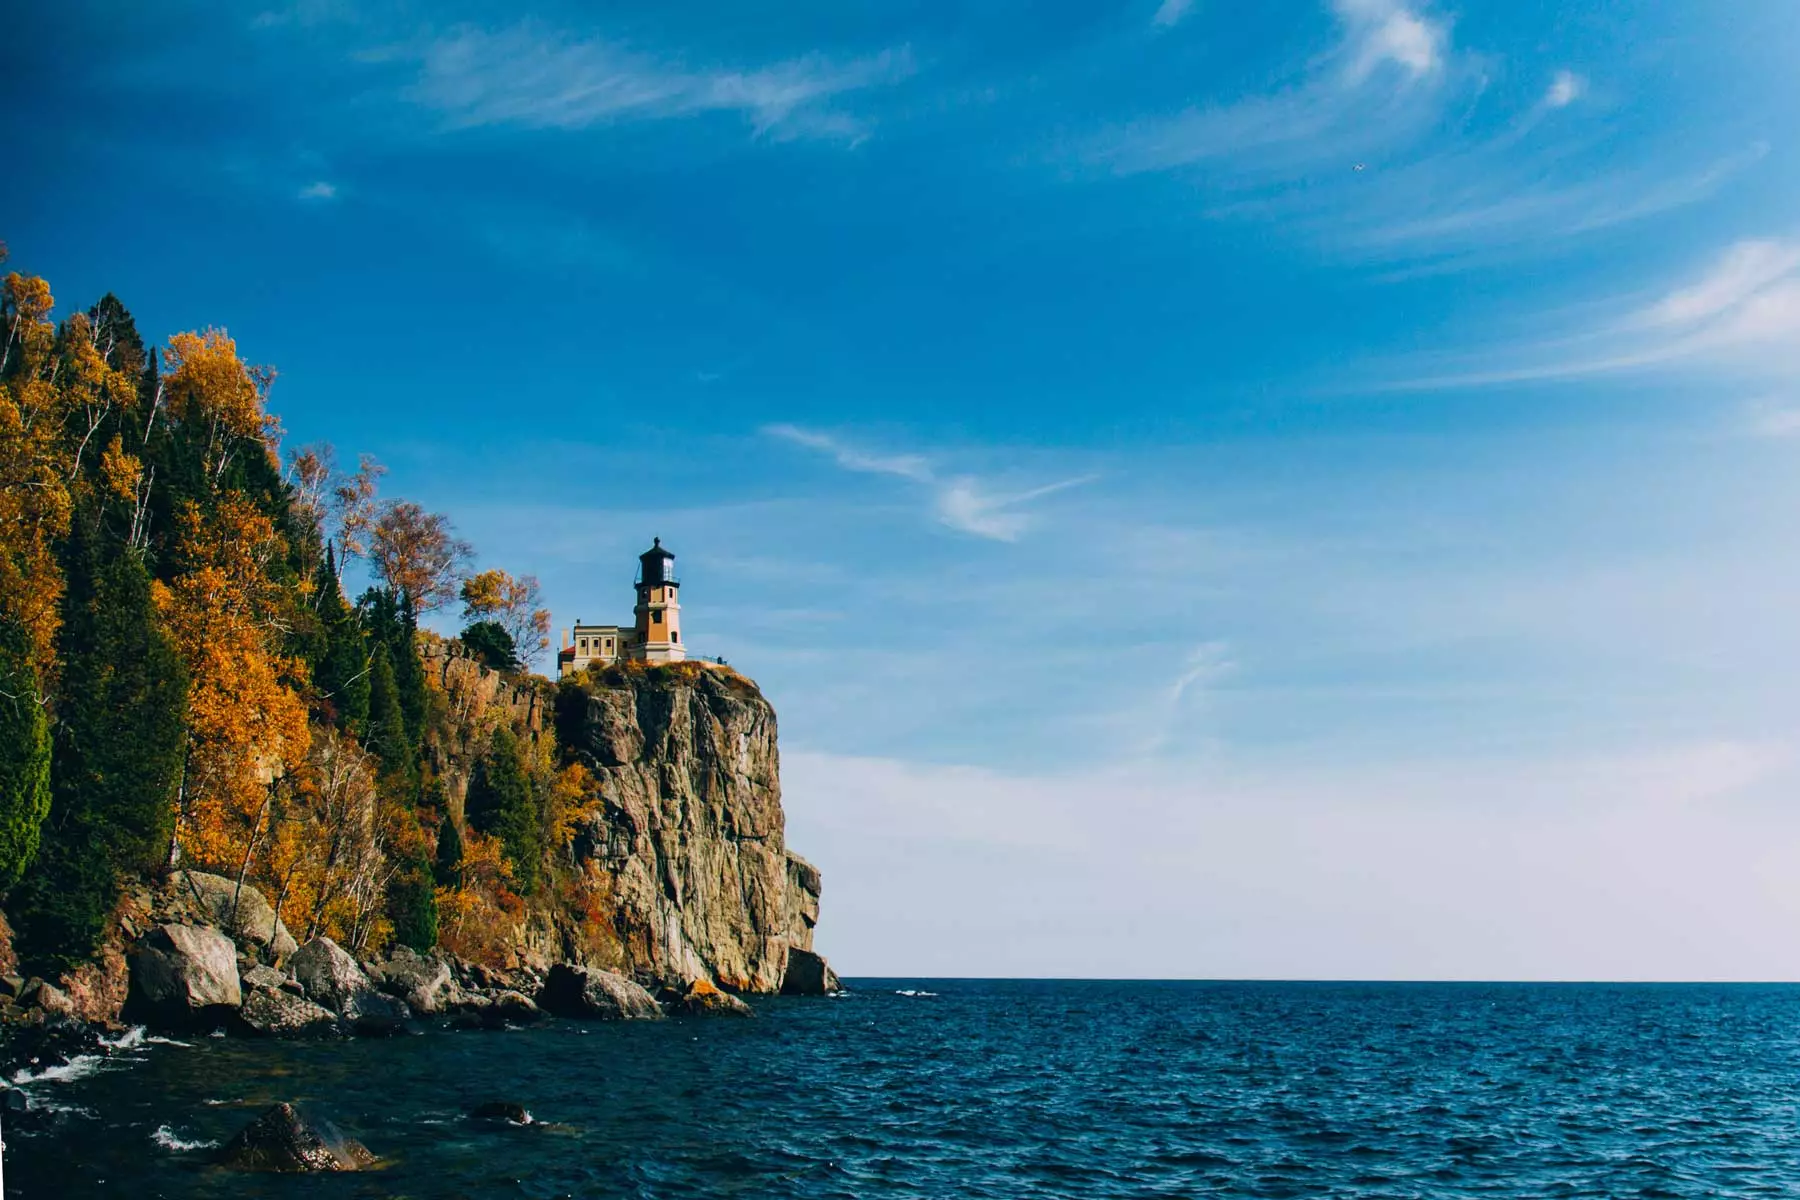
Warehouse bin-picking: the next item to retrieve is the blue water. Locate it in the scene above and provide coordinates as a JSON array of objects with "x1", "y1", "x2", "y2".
[{"x1": 12, "y1": 980, "x2": 1800, "y2": 1197}]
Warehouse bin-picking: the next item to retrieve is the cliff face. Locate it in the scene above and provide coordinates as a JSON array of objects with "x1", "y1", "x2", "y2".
[
  {"x1": 549, "y1": 668, "x2": 820, "y2": 992},
  {"x1": 420, "y1": 647, "x2": 827, "y2": 993}
]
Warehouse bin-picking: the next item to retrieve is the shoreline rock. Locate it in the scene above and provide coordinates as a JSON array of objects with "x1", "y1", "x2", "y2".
[
  {"x1": 218, "y1": 1102, "x2": 377, "y2": 1172},
  {"x1": 538, "y1": 964, "x2": 663, "y2": 1020}
]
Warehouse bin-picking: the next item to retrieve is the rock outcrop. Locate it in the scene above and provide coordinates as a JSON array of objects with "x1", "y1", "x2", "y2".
[
  {"x1": 538, "y1": 963, "x2": 663, "y2": 1020},
  {"x1": 780, "y1": 948, "x2": 842, "y2": 996},
  {"x1": 543, "y1": 666, "x2": 834, "y2": 992},
  {"x1": 126, "y1": 924, "x2": 241, "y2": 1028},
  {"x1": 667, "y1": 977, "x2": 754, "y2": 1018}
]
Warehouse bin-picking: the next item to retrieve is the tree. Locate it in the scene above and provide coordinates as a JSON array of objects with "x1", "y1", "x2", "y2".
[
  {"x1": 0, "y1": 620, "x2": 50, "y2": 893},
  {"x1": 360, "y1": 586, "x2": 428, "y2": 751},
  {"x1": 370, "y1": 501, "x2": 470, "y2": 615},
  {"x1": 464, "y1": 725, "x2": 540, "y2": 893},
  {"x1": 386, "y1": 853, "x2": 439, "y2": 952},
  {"x1": 285, "y1": 444, "x2": 385, "y2": 581},
  {"x1": 9, "y1": 513, "x2": 188, "y2": 968},
  {"x1": 364, "y1": 644, "x2": 413, "y2": 792},
  {"x1": 154, "y1": 493, "x2": 310, "y2": 874},
  {"x1": 310, "y1": 552, "x2": 369, "y2": 735},
  {"x1": 460, "y1": 569, "x2": 550, "y2": 664},
  {"x1": 433, "y1": 812, "x2": 463, "y2": 890},
  {"x1": 459, "y1": 620, "x2": 519, "y2": 672}
]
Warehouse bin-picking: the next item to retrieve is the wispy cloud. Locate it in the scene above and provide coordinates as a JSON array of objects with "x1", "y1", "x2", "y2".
[
  {"x1": 1378, "y1": 236, "x2": 1800, "y2": 389},
  {"x1": 297, "y1": 180, "x2": 338, "y2": 201},
  {"x1": 1094, "y1": 0, "x2": 1451, "y2": 177},
  {"x1": 765, "y1": 424, "x2": 1095, "y2": 542},
  {"x1": 1151, "y1": 0, "x2": 1196, "y2": 29},
  {"x1": 1748, "y1": 400, "x2": 1800, "y2": 439},
  {"x1": 394, "y1": 24, "x2": 913, "y2": 144},
  {"x1": 1084, "y1": 2, "x2": 1742, "y2": 264}
]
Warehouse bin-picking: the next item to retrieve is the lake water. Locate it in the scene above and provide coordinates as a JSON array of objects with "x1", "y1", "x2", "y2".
[{"x1": 11, "y1": 980, "x2": 1800, "y2": 1197}]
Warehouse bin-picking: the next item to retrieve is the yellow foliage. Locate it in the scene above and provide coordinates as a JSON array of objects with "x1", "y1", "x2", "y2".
[{"x1": 156, "y1": 494, "x2": 309, "y2": 873}]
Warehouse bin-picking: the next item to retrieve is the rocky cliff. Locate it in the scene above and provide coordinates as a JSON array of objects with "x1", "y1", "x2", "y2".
[
  {"x1": 421, "y1": 647, "x2": 829, "y2": 994},
  {"x1": 544, "y1": 665, "x2": 822, "y2": 993}
]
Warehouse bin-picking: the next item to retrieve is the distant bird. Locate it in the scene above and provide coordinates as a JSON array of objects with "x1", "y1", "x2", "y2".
[{"x1": 1353, "y1": 162, "x2": 1366, "y2": 172}]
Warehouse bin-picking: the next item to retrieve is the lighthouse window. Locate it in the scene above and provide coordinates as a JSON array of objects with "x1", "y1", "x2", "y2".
[{"x1": 672, "y1": 631, "x2": 679, "y2": 643}]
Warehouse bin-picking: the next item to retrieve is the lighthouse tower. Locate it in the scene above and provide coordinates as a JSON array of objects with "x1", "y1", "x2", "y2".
[{"x1": 633, "y1": 538, "x2": 685, "y2": 662}]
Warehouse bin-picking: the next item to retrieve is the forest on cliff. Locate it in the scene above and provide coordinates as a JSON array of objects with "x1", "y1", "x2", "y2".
[{"x1": 0, "y1": 247, "x2": 611, "y2": 977}]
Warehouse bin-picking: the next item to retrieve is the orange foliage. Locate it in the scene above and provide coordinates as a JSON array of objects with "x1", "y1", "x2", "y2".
[
  {"x1": 160, "y1": 330, "x2": 280, "y2": 482},
  {"x1": 435, "y1": 827, "x2": 524, "y2": 965},
  {"x1": 155, "y1": 492, "x2": 309, "y2": 874},
  {"x1": 460, "y1": 568, "x2": 552, "y2": 658}
]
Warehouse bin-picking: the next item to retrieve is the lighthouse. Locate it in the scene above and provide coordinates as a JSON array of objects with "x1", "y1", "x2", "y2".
[{"x1": 632, "y1": 537, "x2": 685, "y2": 663}]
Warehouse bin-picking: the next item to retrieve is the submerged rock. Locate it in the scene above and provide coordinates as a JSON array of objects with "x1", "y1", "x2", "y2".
[
  {"x1": 217, "y1": 1102, "x2": 376, "y2": 1172},
  {"x1": 668, "y1": 977, "x2": 754, "y2": 1018},
  {"x1": 780, "y1": 948, "x2": 843, "y2": 996},
  {"x1": 126, "y1": 924, "x2": 241, "y2": 1028},
  {"x1": 486, "y1": 990, "x2": 542, "y2": 1026},
  {"x1": 468, "y1": 1101, "x2": 533, "y2": 1125},
  {"x1": 538, "y1": 964, "x2": 662, "y2": 1020}
]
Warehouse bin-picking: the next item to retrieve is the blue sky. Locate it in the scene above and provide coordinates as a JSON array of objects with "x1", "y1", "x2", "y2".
[{"x1": 9, "y1": 0, "x2": 1800, "y2": 979}]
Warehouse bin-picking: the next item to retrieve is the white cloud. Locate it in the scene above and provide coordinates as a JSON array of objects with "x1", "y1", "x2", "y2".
[
  {"x1": 398, "y1": 24, "x2": 913, "y2": 143},
  {"x1": 765, "y1": 424, "x2": 1094, "y2": 542},
  {"x1": 1151, "y1": 0, "x2": 1195, "y2": 29},
  {"x1": 1334, "y1": 0, "x2": 1446, "y2": 82},
  {"x1": 1544, "y1": 68, "x2": 1585, "y2": 108},
  {"x1": 297, "y1": 180, "x2": 338, "y2": 201}
]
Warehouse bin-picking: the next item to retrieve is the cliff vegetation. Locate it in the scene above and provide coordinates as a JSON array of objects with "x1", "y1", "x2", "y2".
[{"x1": 0, "y1": 248, "x2": 829, "y2": 1011}]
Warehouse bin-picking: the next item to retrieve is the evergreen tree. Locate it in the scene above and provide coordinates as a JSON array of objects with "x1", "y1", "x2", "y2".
[
  {"x1": 464, "y1": 725, "x2": 540, "y2": 893},
  {"x1": 0, "y1": 620, "x2": 51, "y2": 894},
  {"x1": 364, "y1": 644, "x2": 414, "y2": 791},
  {"x1": 10, "y1": 515, "x2": 188, "y2": 968},
  {"x1": 359, "y1": 585, "x2": 428, "y2": 755},
  {"x1": 433, "y1": 812, "x2": 464, "y2": 889},
  {"x1": 386, "y1": 852, "x2": 439, "y2": 952},
  {"x1": 311, "y1": 551, "x2": 369, "y2": 735},
  {"x1": 459, "y1": 620, "x2": 518, "y2": 671}
]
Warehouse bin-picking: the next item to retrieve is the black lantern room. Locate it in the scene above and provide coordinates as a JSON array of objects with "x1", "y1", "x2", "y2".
[{"x1": 637, "y1": 537, "x2": 677, "y2": 587}]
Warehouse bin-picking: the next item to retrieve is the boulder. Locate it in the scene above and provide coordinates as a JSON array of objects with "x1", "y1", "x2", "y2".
[
  {"x1": 668, "y1": 977, "x2": 754, "y2": 1018},
  {"x1": 538, "y1": 964, "x2": 663, "y2": 1020},
  {"x1": 485, "y1": 990, "x2": 542, "y2": 1027},
  {"x1": 287, "y1": 937, "x2": 371, "y2": 1012},
  {"x1": 168, "y1": 871, "x2": 298, "y2": 961},
  {"x1": 127, "y1": 924, "x2": 241, "y2": 1028},
  {"x1": 368, "y1": 948, "x2": 455, "y2": 1015},
  {"x1": 233, "y1": 987, "x2": 342, "y2": 1039},
  {"x1": 780, "y1": 948, "x2": 843, "y2": 996},
  {"x1": 218, "y1": 1102, "x2": 376, "y2": 1172},
  {"x1": 288, "y1": 937, "x2": 410, "y2": 1034},
  {"x1": 342, "y1": 990, "x2": 411, "y2": 1036}
]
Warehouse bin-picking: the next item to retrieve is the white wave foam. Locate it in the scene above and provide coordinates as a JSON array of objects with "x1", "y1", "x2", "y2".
[
  {"x1": 146, "y1": 1035, "x2": 192, "y2": 1048},
  {"x1": 151, "y1": 1125, "x2": 218, "y2": 1152},
  {"x1": 894, "y1": 989, "x2": 938, "y2": 997},
  {"x1": 11, "y1": 1054, "x2": 107, "y2": 1086},
  {"x1": 100, "y1": 1026, "x2": 148, "y2": 1051}
]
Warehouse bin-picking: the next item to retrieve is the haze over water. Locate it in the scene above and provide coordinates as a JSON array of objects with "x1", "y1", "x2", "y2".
[{"x1": 14, "y1": 980, "x2": 1800, "y2": 1198}]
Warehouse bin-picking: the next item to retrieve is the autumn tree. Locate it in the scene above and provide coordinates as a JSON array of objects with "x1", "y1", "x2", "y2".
[
  {"x1": 460, "y1": 569, "x2": 550, "y2": 663},
  {"x1": 370, "y1": 501, "x2": 470, "y2": 615},
  {"x1": 285, "y1": 443, "x2": 384, "y2": 583}
]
